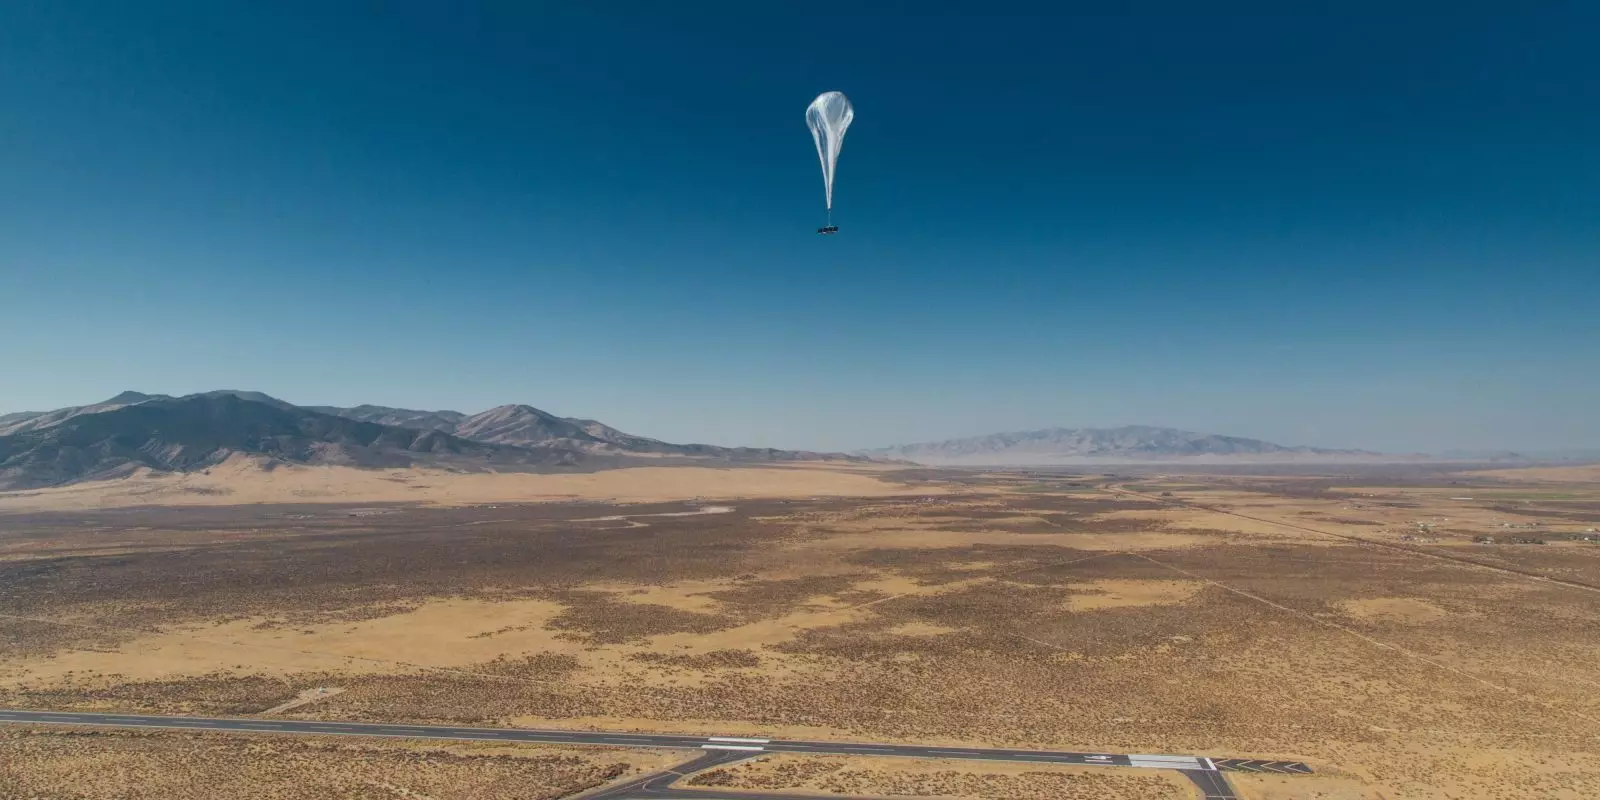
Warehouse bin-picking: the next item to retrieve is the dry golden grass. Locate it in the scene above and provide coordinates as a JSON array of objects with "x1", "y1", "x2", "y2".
[
  {"x1": 0, "y1": 726, "x2": 680, "y2": 800},
  {"x1": 0, "y1": 597, "x2": 574, "y2": 685},
  {"x1": 1228, "y1": 771, "x2": 1377, "y2": 799},
  {"x1": 686, "y1": 753, "x2": 1192, "y2": 799},
  {"x1": 2, "y1": 468, "x2": 1598, "y2": 799},
  {"x1": 1064, "y1": 579, "x2": 1202, "y2": 611},
  {"x1": 1335, "y1": 597, "x2": 1450, "y2": 624},
  {"x1": 0, "y1": 454, "x2": 925, "y2": 511},
  {"x1": 1463, "y1": 464, "x2": 1600, "y2": 483},
  {"x1": 811, "y1": 524, "x2": 1217, "y2": 552}
]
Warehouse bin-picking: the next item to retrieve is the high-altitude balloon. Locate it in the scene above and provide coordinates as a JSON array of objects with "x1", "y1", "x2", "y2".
[{"x1": 806, "y1": 91, "x2": 853, "y2": 233}]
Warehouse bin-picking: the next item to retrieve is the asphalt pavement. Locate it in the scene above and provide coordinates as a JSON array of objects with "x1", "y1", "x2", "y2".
[
  {"x1": 1182, "y1": 768, "x2": 1241, "y2": 800},
  {"x1": 0, "y1": 708, "x2": 1293, "y2": 799}
]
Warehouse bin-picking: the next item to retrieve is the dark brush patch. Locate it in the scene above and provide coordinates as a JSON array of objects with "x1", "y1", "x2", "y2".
[
  {"x1": 0, "y1": 502, "x2": 823, "y2": 655},
  {"x1": 627, "y1": 649, "x2": 762, "y2": 669},
  {"x1": 706, "y1": 574, "x2": 867, "y2": 613},
  {"x1": 1, "y1": 673, "x2": 303, "y2": 716},
  {"x1": 545, "y1": 591, "x2": 735, "y2": 644}
]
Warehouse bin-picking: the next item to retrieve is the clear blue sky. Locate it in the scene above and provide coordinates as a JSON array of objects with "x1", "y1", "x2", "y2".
[{"x1": 2, "y1": 2, "x2": 1596, "y2": 453}]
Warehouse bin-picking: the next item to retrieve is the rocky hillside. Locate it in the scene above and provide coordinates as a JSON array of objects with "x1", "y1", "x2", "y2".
[
  {"x1": 318, "y1": 403, "x2": 847, "y2": 462},
  {"x1": 0, "y1": 394, "x2": 585, "y2": 490},
  {"x1": 304, "y1": 404, "x2": 467, "y2": 432},
  {"x1": 0, "y1": 391, "x2": 863, "y2": 490}
]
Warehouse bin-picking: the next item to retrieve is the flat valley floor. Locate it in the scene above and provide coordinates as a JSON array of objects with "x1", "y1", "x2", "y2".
[{"x1": 3, "y1": 465, "x2": 1599, "y2": 799}]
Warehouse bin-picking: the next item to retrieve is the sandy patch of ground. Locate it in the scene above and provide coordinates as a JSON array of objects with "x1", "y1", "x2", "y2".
[
  {"x1": 886, "y1": 621, "x2": 962, "y2": 636},
  {"x1": 1228, "y1": 772, "x2": 1378, "y2": 799},
  {"x1": 1336, "y1": 597, "x2": 1450, "y2": 624},
  {"x1": 0, "y1": 598, "x2": 574, "y2": 685},
  {"x1": 839, "y1": 573, "x2": 999, "y2": 601},
  {"x1": 1462, "y1": 465, "x2": 1600, "y2": 483},
  {"x1": 1084, "y1": 508, "x2": 1174, "y2": 522},
  {"x1": 1066, "y1": 579, "x2": 1203, "y2": 611},
  {"x1": 592, "y1": 574, "x2": 992, "y2": 663},
  {"x1": 844, "y1": 574, "x2": 943, "y2": 596},
  {"x1": 0, "y1": 571, "x2": 981, "y2": 688},
  {"x1": 0, "y1": 456, "x2": 926, "y2": 511},
  {"x1": 261, "y1": 686, "x2": 344, "y2": 715},
  {"x1": 976, "y1": 514, "x2": 1067, "y2": 529},
  {"x1": 943, "y1": 560, "x2": 1002, "y2": 571},
  {"x1": 589, "y1": 579, "x2": 739, "y2": 614},
  {"x1": 9, "y1": 475, "x2": 1599, "y2": 800},
  {"x1": 645, "y1": 607, "x2": 863, "y2": 654},
  {"x1": 1135, "y1": 507, "x2": 1335, "y2": 542},
  {"x1": 685, "y1": 753, "x2": 1193, "y2": 799}
]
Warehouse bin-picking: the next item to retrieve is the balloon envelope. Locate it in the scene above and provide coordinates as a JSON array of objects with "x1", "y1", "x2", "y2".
[{"x1": 806, "y1": 91, "x2": 854, "y2": 211}]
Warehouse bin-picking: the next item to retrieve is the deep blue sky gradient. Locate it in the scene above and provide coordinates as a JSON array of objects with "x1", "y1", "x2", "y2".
[{"x1": 3, "y1": 2, "x2": 1596, "y2": 451}]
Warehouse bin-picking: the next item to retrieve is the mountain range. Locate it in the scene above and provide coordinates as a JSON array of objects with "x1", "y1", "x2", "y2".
[
  {"x1": 862, "y1": 425, "x2": 1380, "y2": 465},
  {"x1": 0, "y1": 391, "x2": 1435, "y2": 491},
  {"x1": 0, "y1": 391, "x2": 859, "y2": 491}
]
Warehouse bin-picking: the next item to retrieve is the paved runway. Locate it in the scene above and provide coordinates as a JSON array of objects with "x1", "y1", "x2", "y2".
[
  {"x1": 1182, "y1": 768, "x2": 1241, "y2": 800},
  {"x1": 0, "y1": 708, "x2": 1292, "y2": 799}
]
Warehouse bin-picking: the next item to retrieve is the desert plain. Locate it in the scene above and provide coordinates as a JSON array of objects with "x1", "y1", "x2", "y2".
[{"x1": 2, "y1": 459, "x2": 1599, "y2": 799}]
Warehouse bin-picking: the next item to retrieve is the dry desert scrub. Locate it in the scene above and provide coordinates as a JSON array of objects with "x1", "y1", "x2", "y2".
[
  {"x1": 687, "y1": 754, "x2": 1191, "y2": 799},
  {"x1": 0, "y1": 726, "x2": 672, "y2": 800},
  {"x1": 5, "y1": 480, "x2": 1600, "y2": 799}
]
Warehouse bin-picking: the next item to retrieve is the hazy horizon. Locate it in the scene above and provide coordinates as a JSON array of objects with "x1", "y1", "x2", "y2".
[
  {"x1": 4, "y1": 3, "x2": 1596, "y2": 454},
  {"x1": 3, "y1": 386, "x2": 1593, "y2": 457}
]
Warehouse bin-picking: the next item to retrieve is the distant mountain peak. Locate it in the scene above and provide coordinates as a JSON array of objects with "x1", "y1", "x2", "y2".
[
  {"x1": 479, "y1": 404, "x2": 576, "y2": 422},
  {"x1": 0, "y1": 390, "x2": 173, "y2": 437},
  {"x1": 302, "y1": 404, "x2": 466, "y2": 432},
  {"x1": 191, "y1": 390, "x2": 296, "y2": 409},
  {"x1": 863, "y1": 425, "x2": 1374, "y2": 465},
  {"x1": 102, "y1": 390, "x2": 157, "y2": 405},
  {"x1": 0, "y1": 390, "x2": 868, "y2": 490},
  {"x1": 0, "y1": 394, "x2": 581, "y2": 491},
  {"x1": 451, "y1": 404, "x2": 598, "y2": 448},
  {"x1": 476, "y1": 403, "x2": 558, "y2": 419}
]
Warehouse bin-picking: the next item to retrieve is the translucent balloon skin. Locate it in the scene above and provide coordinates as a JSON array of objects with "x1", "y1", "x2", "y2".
[{"x1": 806, "y1": 91, "x2": 854, "y2": 212}]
